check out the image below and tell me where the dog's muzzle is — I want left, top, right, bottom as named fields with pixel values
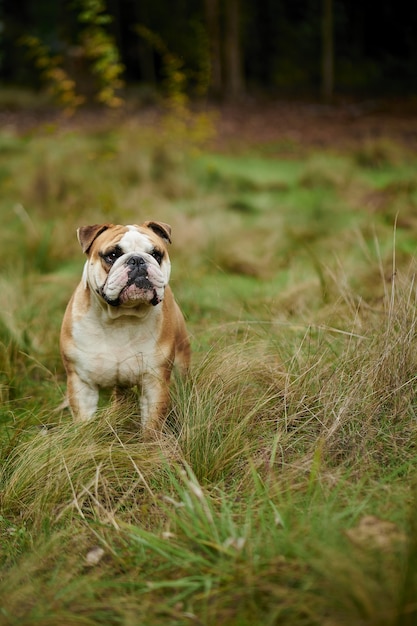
left=100, top=255, right=164, bottom=307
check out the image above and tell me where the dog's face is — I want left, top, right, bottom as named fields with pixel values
left=78, top=221, right=172, bottom=310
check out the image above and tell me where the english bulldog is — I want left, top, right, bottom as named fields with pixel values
left=60, top=221, right=190, bottom=437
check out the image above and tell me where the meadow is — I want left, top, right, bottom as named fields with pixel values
left=1, top=102, right=417, bottom=625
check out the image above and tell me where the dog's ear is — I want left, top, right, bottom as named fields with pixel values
left=77, top=224, right=112, bottom=254
left=143, top=221, right=172, bottom=244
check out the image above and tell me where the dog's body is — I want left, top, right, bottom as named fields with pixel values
left=60, top=221, right=190, bottom=437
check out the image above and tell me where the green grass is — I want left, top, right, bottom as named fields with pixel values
left=1, top=110, right=417, bottom=625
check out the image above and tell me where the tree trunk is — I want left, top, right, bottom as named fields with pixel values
left=224, top=0, right=244, bottom=100
left=204, top=0, right=222, bottom=97
left=134, top=1, right=156, bottom=84
left=321, top=0, right=334, bottom=102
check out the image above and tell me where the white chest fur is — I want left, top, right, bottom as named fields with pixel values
left=70, top=305, right=164, bottom=388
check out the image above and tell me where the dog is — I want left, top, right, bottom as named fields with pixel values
left=60, top=221, right=190, bottom=437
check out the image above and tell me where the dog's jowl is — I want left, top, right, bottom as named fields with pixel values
left=60, top=221, right=190, bottom=437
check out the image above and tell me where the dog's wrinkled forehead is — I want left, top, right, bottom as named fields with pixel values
left=92, top=224, right=166, bottom=257
left=117, top=225, right=155, bottom=254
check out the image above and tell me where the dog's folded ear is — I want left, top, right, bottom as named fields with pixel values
left=143, top=221, right=172, bottom=244
left=77, top=224, right=113, bottom=254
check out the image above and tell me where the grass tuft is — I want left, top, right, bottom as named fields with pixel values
left=170, top=341, right=286, bottom=482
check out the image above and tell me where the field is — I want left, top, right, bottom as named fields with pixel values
left=1, top=100, right=417, bottom=625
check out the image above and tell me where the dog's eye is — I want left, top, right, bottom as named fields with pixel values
left=151, top=249, right=163, bottom=265
left=101, top=246, right=122, bottom=265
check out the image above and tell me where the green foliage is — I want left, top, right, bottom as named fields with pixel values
left=20, top=0, right=124, bottom=112
left=19, top=35, right=84, bottom=110
left=135, top=25, right=188, bottom=108
left=77, top=0, right=125, bottom=108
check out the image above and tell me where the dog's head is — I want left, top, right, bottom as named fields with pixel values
left=78, top=221, right=172, bottom=312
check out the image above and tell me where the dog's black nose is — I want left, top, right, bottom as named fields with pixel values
left=127, top=256, right=146, bottom=267
left=126, top=255, right=148, bottom=282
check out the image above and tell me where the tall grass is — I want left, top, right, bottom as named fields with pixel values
left=1, top=115, right=417, bottom=624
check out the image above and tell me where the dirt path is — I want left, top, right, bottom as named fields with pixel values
left=214, top=99, right=417, bottom=150
left=1, top=98, right=416, bottom=150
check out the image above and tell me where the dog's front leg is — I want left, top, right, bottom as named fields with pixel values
left=140, top=371, right=170, bottom=438
left=67, top=372, right=99, bottom=421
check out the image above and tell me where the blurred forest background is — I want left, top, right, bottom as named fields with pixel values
left=1, top=0, right=416, bottom=109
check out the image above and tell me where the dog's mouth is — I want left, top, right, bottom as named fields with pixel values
left=103, top=280, right=161, bottom=308
left=97, top=254, right=166, bottom=308
left=101, top=266, right=163, bottom=308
